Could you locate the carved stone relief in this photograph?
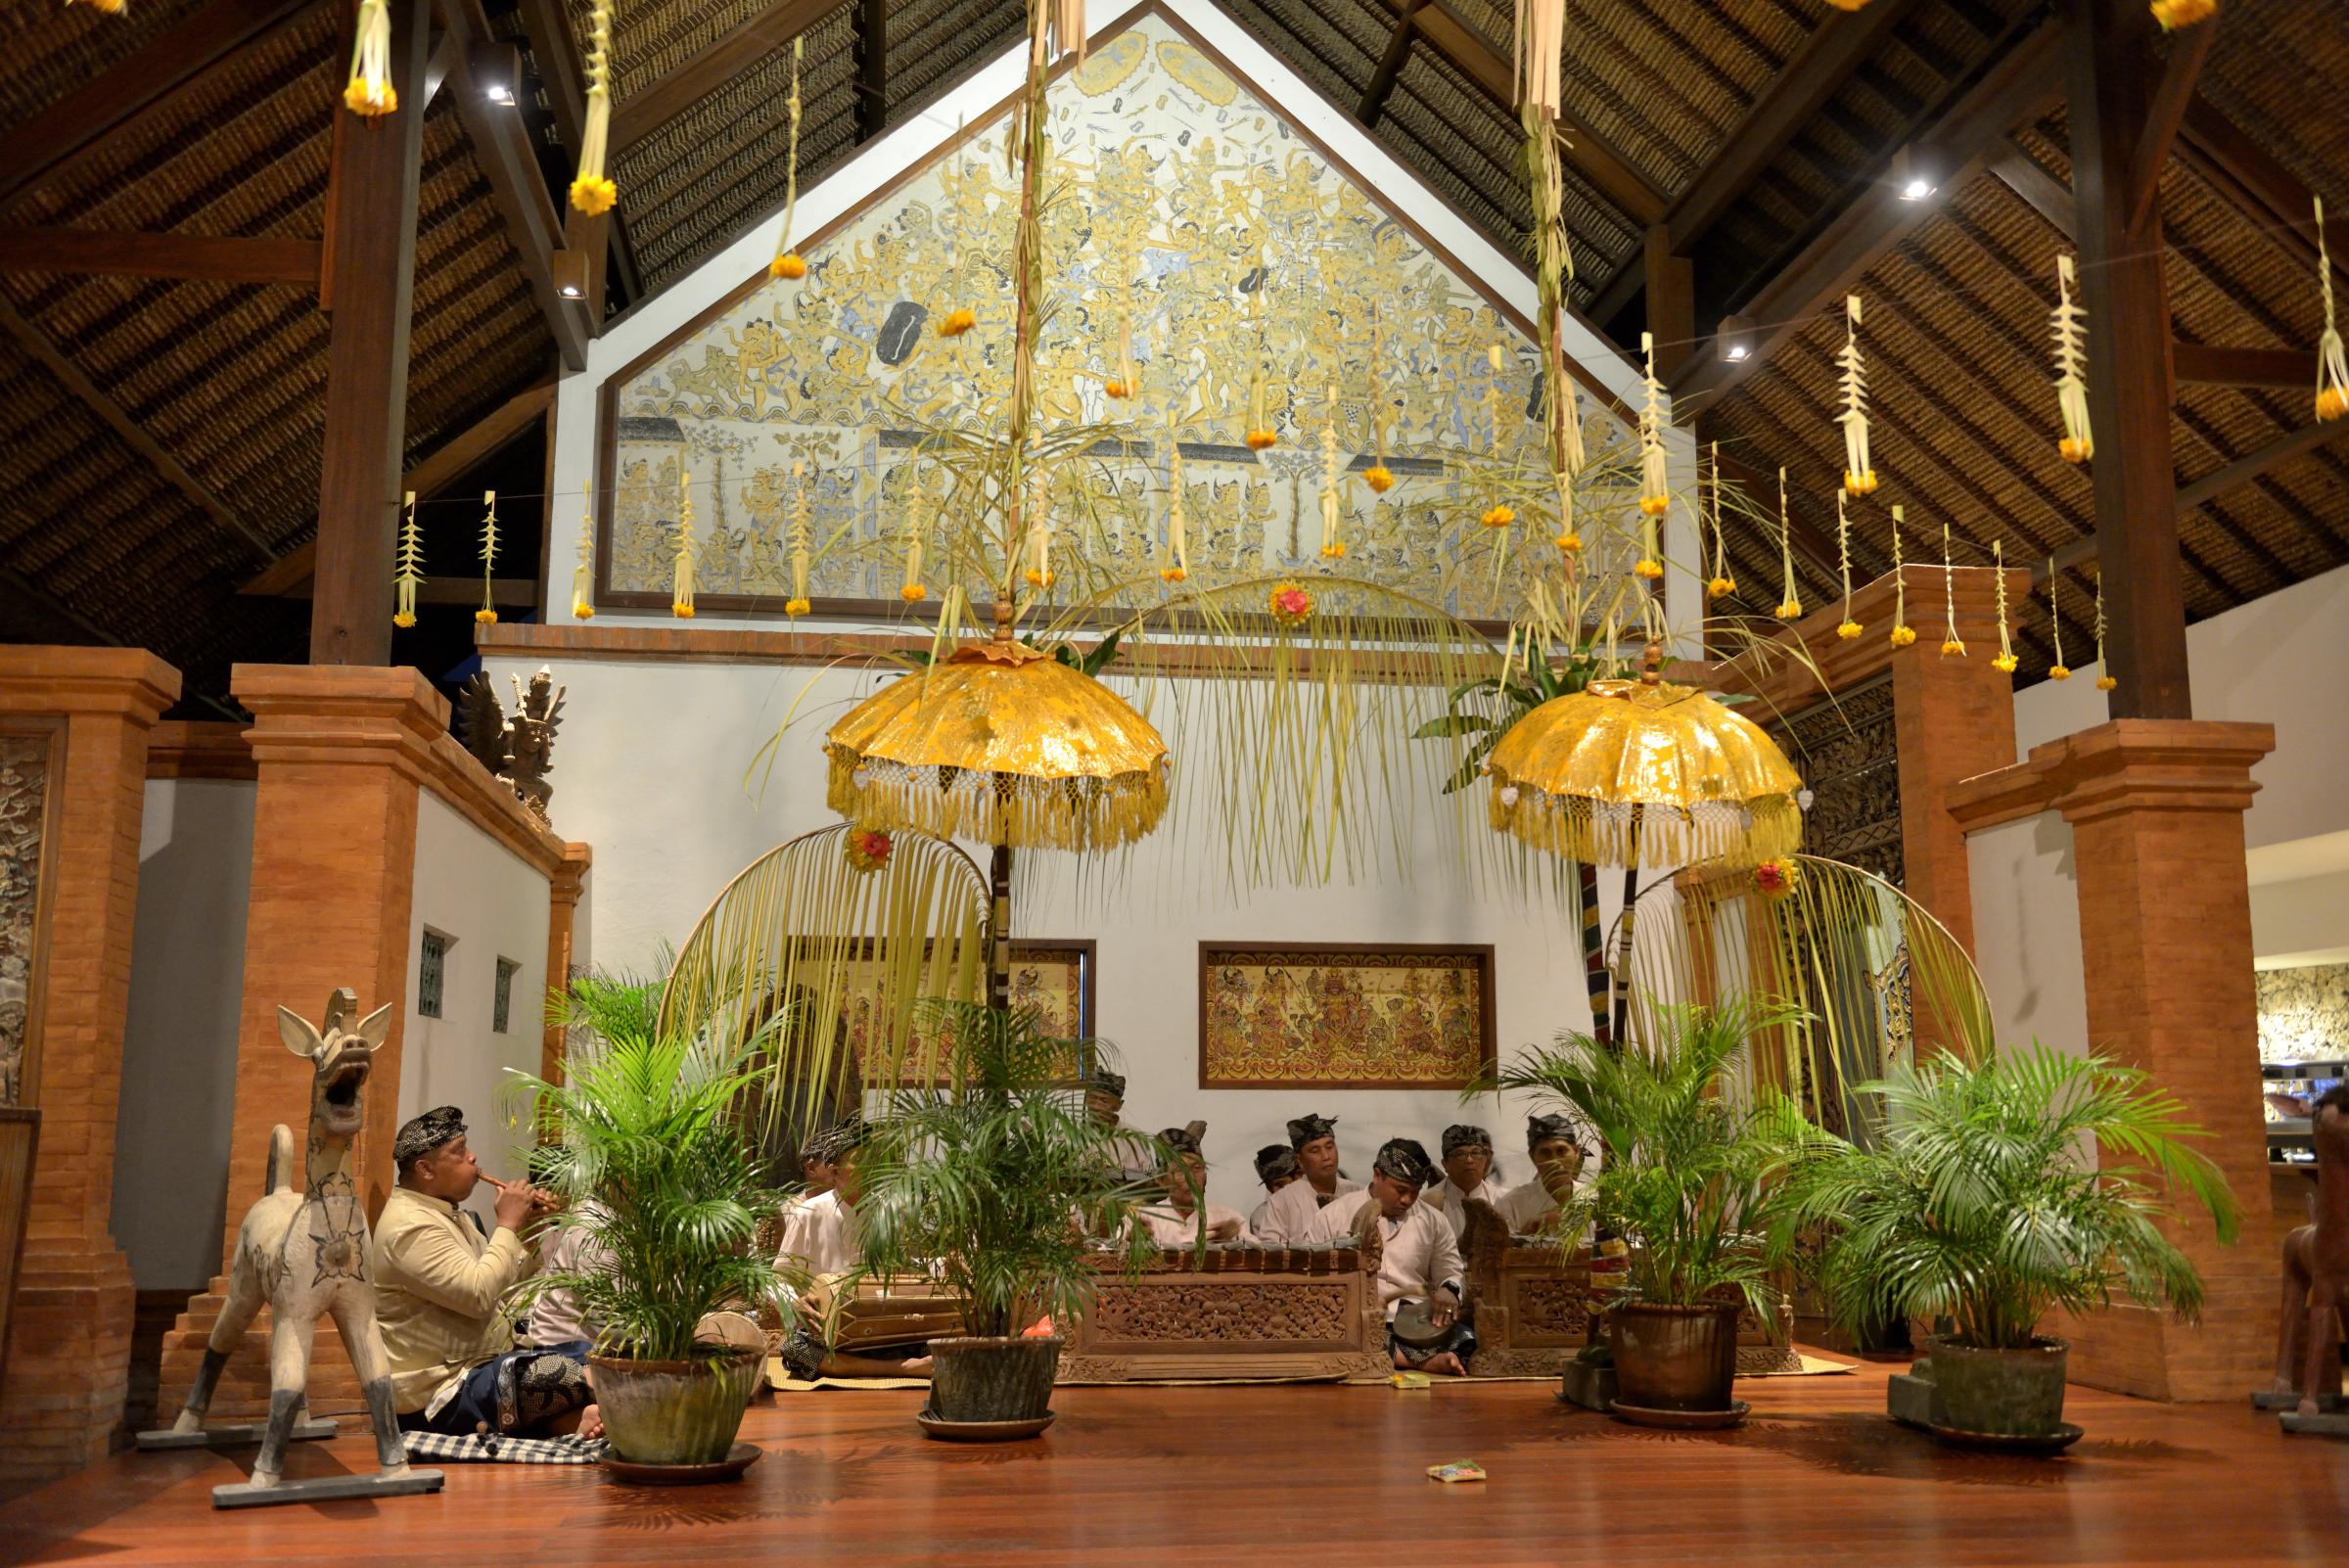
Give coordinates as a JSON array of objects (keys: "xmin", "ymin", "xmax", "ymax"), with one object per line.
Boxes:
[
  {"xmin": 1769, "ymin": 675, "xmax": 1902, "ymax": 888},
  {"xmin": 0, "ymin": 731, "xmax": 54, "ymax": 1107}
]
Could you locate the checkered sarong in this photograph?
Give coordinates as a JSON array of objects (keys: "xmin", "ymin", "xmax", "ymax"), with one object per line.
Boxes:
[{"xmin": 401, "ymin": 1429, "xmax": 609, "ymax": 1464}]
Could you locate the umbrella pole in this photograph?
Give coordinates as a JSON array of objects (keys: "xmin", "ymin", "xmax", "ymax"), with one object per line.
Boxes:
[{"xmin": 988, "ymin": 837, "xmax": 1014, "ymax": 1011}]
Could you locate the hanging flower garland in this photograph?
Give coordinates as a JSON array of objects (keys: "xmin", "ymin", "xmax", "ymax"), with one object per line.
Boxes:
[
  {"xmin": 2046, "ymin": 559, "xmax": 2070, "ymax": 679},
  {"xmin": 1244, "ymin": 242, "xmax": 1277, "ymax": 450},
  {"xmin": 2051, "ymin": 254, "xmax": 2093, "ymax": 462},
  {"xmin": 475, "ymin": 490, "xmax": 499, "ymax": 626},
  {"xmin": 392, "ymin": 489, "xmax": 422, "ymax": 628},
  {"xmin": 2095, "ymin": 576, "xmax": 2118, "ymax": 690},
  {"xmin": 569, "ymin": 0, "xmax": 617, "ymax": 215},
  {"xmin": 898, "ymin": 466, "xmax": 929, "ymax": 603},
  {"xmin": 1888, "ymin": 506, "xmax": 1916, "ymax": 647},
  {"xmin": 1937, "ymin": 520, "xmax": 1963, "ymax": 657},
  {"xmin": 2316, "ymin": 197, "xmax": 2348, "ymax": 424},
  {"xmin": 2150, "ymin": 0, "xmax": 2217, "ymax": 29},
  {"xmin": 572, "ymin": 482, "xmax": 596, "ymax": 621},
  {"xmin": 1837, "ymin": 295, "xmax": 1877, "ymax": 496},
  {"xmin": 671, "ymin": 470, "xmax": 696, "ymax": 619},
  {"xmin": 1318, "ymin": 386, "xmax": 1348, "ymax": 559},
  {"xmin": 784, "ymin": 460, "xmax": 811, "ymax": 616},
  {"xmin": 1991, "ymin": 541, "xmax": 2016, "ymax": 672},
  {"xmin": 1362, "ymin": 311, "xmax": 1395, "ymax": 493},
  {"xmin": 1773, "ymin": 467, "xmax": 1801, "ymax": 621},
  {"xmin": 769, "ymin": 38, "xmax": 807, "ymax": 280},
  {"xmin": 1704, "ymin": 441, "xmax": 1731, "ymax": 598},
  {"xmin": 1834, "ymin": 491, "xmax": 1860, "ymax": 639},
  {"xmin": 1636, "ymin": 332, "xmax": 1670, "ymax": 524},
  {"xmin": 1162, "ymin": 406, "xmax": 1189, "ymax": 581},
  {"xmin": 345, "ymin": 0, "xmax": 398, "ymax": 116}
]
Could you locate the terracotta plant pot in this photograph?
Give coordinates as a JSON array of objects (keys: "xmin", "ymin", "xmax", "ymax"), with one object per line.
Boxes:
[
  {"xmin": 926, "ymin": 1335, "xmax": 1061, "ymax": 1427},
  {"xmin": 1608, "ymin": 1301, "xmax": 1742, "ymax": 1414},
  {"xmin": 1928, "ymin": 1336, "xmax": 2069, "ymax": 1437},
  {"xmin": 589, "ymin": 1348, "xmax": 764, "ymax": 1467}
]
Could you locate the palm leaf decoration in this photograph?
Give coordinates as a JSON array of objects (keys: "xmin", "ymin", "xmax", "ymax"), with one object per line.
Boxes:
[
  {"xmin": 500, "ymin": 972, "xmax": 801, "ymax": 1362},
  {"xmin": 1481, "ymin": 994, "xmax": 1814, "ymax": 1318},
  {"xmin": 1776, "ymin": 1043, "xmax": 2238, "ymax": 1350},
  {"xmin": 853, "ymin": 1001, "xmax": 1166, "ymax": 1340}
]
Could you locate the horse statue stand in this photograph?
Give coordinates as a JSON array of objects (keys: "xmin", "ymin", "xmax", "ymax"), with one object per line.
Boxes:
[
  {"xmin": 135, "ymin": 990, "xmax": 444, "ymax": 1507},
  {"xmin": 2260, "ymin": 1085, "xmax": 2349, "ymax": 1437}
]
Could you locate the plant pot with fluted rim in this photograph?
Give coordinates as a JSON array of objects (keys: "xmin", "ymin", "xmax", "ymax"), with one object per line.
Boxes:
[
  {"xmin": 925, "ymin": 1335, "xmax": 1062, "ymax": 1431},
  {"xmin": 1928, "ymin": 1336, "xmax": 2069, "ymax": 1438},
  {"xmin": 591, "ymin": 1347, "xmax": 765, "ymax": 1466},
  {"xmin": 1609, "ymin": 1300, "xmax": 1742, "ymax": 1416}
]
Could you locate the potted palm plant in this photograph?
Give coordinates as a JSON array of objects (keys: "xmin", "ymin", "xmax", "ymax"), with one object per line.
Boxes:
[
  {"xmin": 853, "ymin": 1001, "xmax": 1164, "ymax": 1440},
  {"xmin": 1487, "ymin": 994, "xmax": 1809, "ymax": 1428},
  {"xmin": 502, "ymin": 973, "xmax": 798, "ymax": 1474},
  {"xmin": 1780, "ymin": 1044, "xmax": 2235, "ymax": 1446}
]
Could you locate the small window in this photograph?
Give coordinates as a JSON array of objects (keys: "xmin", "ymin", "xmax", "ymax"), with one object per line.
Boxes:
[
  {"xmin": 493, "ymin": 957, "xmax": 522, "ymax": 1034},
  {"xmin": 419, "ymin": 930, "xmax": 450, "ymax": 1019}
]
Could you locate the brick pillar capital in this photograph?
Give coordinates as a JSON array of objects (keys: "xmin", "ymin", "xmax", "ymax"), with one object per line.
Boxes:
[
  {"xmin": 230, "ymin": 662, "xmax": 449, "ymax": 777},
  {"xmin": 0, "ymin": 646, "xmax": 179, "ymax": 724},
  {"xmin": 552, "ymin": 842, "xmax": 591, "ymax": 905},
  {"xmin": 2032, "ymin": 718, "xmax": 2276, "ymax": 826}
]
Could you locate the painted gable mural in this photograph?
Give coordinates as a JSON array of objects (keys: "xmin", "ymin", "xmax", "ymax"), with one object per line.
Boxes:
[{"xmin": 598, "ymin": 10, "xmax": 1632, "ymax": 620}]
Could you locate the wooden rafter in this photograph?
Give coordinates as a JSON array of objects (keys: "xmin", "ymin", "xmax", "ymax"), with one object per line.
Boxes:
[
  {"xmin": 2123, "ymin": 17, "xmax": 2215, "ymax": 236},
  {"xmin": 0, "ymin": 228, "xmax": 320, "ymax": 287},
  {"xmin": 0, "ymin": 296, "xmax": 280, "ymax": 565},
  {"xmin": 1672, "ymin": 18, "xmax": 2064, "ymax": 407},
  {"xmin": 1586, "ymin": 0, "xmax": 1927, "ymax": 326},
  {"xmin": 435, "ymin": 0, "xmax": 591, "ymax": 370},
  {"xmin": 2170, "ymin": 343, "xmax": 2318, "ymax": 390},
  {"xmin": 242, "ymin": 377, "xmax": 556, "ymax": 598},
  {"xmin": 2175, "ymin": 421, "xmax": 2349, "ymax": 515},
  {"xmin": 2176, "ymin": 94, "xmax": 2349, "ymax": 288},
  {"xmin": 1988, "ymin": 140, "xmax": 2075, "ymax": 237},
  {"xmin": 855, "ymin": 0, "xmax": 889, "ymax": 142},
  {"xmin": 1387, "ymin": 0, "xmax": 1668, "ymax": 225},
  {"xmin": 1358, "ymin": 0, "xmax": 1426, "ymax": 128},
  {"xmin": 609, "ymin": 0, "xmax": 843, "ymax": 154},
  {"xmin": 0, "ymin": 0, "xmax": 322, "ymax": 205}
]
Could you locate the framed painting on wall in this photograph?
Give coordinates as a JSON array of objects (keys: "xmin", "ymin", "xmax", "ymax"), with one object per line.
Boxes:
[
  {"xmin": 1197, "ymin": 942, "xmax": 1496, "ymax": 1090},
  {"xmin": 845, "ymin": 940, "xmax": 1096, "ymax": 1086}
]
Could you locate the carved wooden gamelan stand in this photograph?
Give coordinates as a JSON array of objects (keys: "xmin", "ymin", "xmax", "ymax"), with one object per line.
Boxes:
[
  {"xmin": 2263, "ymin": 1088, "xmax": 2349, "ymax": 1436},
  {"xmin": 136, "ymin": 991, "xmax": 443, "ymax": 1507}
]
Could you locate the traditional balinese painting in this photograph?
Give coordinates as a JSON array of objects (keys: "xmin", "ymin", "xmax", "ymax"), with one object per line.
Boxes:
[
  {"xmin": 597, "ymin": 8, "xmax": 1633, "ymax": 621},
  {"xmin": 848, "ymin": 940, "xmax": 1093, "ymax": 1085},
  {"xmin": 1198, "ymin": 944, "xmax": 1495, "ymax": 1089},
  {"xmin": 0, "ymin": 728, "xmax": 56, "ymax": 1108}
]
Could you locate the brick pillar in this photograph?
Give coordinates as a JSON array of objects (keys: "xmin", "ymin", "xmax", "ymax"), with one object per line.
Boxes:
[
  {"xmin": 0, "ymin": 648, "xmax": 178, "ymax": 1486},
  {"xmin": 540, "ymin": 843, "xmax": 590, "ymax": 1084},
  {"xmin": 2043, "ymin": 719, "xmax": 2278, "ymax": 1401},
  {"xmin": 158, "ymin": 666, "xmax": 442, "ymax": 1420},
  {"xmin": 1888, "ymin": 598, "xmax": 2019, "ymax": 956}
]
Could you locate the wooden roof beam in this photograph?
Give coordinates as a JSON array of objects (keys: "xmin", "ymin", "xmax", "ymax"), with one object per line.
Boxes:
[
  {"xmin": 0, "ymin": 228, "xmax": 320, "ymax": 287},
  {"xmin": 1587, "ymin": 0, "xmax": 1927, "ymax": 325},
  {"xmin": 0, "ymin": 0, "xmax": 322, "ymax": 205},
  {"xmin": 854, "ymin": 0, "xmax": 889, "ymax": 142},
  {"xmin": 2123, "ymin": 17, "xmax": 2215, "ymax": 235},
  {"xmin": 0, "ymin": 296, "xmax": 280, "ymax": 565},
  {"xmin": 2170, "ymin": 342, "xmax": 2317, "ymax": 390},
  {"xmin": 1358, "ymin": 0, "xmax": 1426, "ymax": 128},
  {"xmin": 1988, "ymin": 139, "xmax": 2074, "ymax": 236},
  {"xmin": 2176, "ymin": 94, "xmax": 2349, "ymax": 287},
  {"xmin": 1671, "ymin": 17, "xmax": 2064, "ymax": 407},
  {"xmin": 2175, "ymin": 420, "xmax": 2349, "ymax": 514},
  {"xmin": 609, "ymin": 0, "xmax": 844, "ymax": 154},
  {"xmin": 515, "ymin": 0, "xmax": 643, "ymax": 304},
  {"xmin": 434, "ymin": 0, "xmax": 592, "ymax": 371},
  {"xmin": 1394, "ymin": 0, "xmax": 1668, "ymax": 225}
]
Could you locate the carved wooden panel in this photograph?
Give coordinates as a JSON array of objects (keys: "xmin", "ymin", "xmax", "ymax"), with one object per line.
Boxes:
[
  {"xmin": 0, "ymin": 726, "xmax": 60, "ymax": 1108},
  {"xmin": 1505, "ymin": 1271, "xmax": 1594, "ymax": 1347},
  {"xmin": 1086, "ymin": 1277, "xmax": 1359, "ymax": 1350},
  {"xmin": 1768, "ymin": 675, "xmax": 1901, "ymax": 888}
]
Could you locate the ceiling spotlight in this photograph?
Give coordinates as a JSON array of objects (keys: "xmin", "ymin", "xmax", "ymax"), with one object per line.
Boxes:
[
  {"xmin": 1726, "ymin": 343, "xmax": 1750, "ymax": 362},
  {"xmin": 1901, "ymin": 176, "xmax": 1935, "ymax": 202},
  {"xmin": 1717, "ymin": 312, "xmax": 1754, "ymax": 366},
  {"xmin": 486, "ymin": 82, "xmax": 514, "ymax": 105},
  {"xmin": 552, "ymin": 248, "xmax": 590, "ymax": 303},
  {"xmin": 470, "ymin": 42, "xmax": 522, "ymax": 111}
]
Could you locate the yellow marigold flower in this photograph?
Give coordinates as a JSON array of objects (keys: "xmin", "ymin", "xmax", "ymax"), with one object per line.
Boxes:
[
  {"xmin": 1637, "ymin": 492, "xmax": 1671, "ymax": 517},
  {"xmin": 1776, "ymin": 599, "xmax": 1803, "ymax": 621},
  {"xmin": 1246, "ymin": 429, "xmax": 1278, "ymax": 450},
  {"xmin": 1024, "ymin": 569, "xmax": 1056, "ymax": 588},
  {"xmin": 1633, "ymin": 558, "xmax": 1664, "ymax": 580},
  {"xmin": 573, "ymin": 601, "xmax": 595, "ymax": 621},
  {"xmin": 344, "ymin": 80, "xmax": 397, "ymax": 115},
  {"xmin": 474, "ymin": 608, "xmax": 498, "ymax": 625},
  {"xmin": 1889, "ymin": 624, "xmax": 1917, "ymax": 648},
  {"xmin": 784, "ymin": 597, "xmax": 810, "ymax": 617},
  {"xmin": 1557, "ymin": 532, "xmax": 1584, "ymax": 554},
  {"xmin": 2318, "ymin": 386, "xmax": 2349, "ymax": 424},
  {"xmin": 1160, "ymin": 566, "xmax": 1187, "ymax": 582},
  {"xmin": 392, "ymin": 611, "xmax": 417, "ymax": 629},
  {"xmin": 2058, "ymin": 436, "xmax": 2093, "ymax": 463},
  {"xmin": 1103, "ymin": 378, "xmax": 1130, "ymax": 399},
  {"xmin": 899, "ymin": 583, "xmax": 927, "ymax": 602},
  {"xmin": 1362, "ymin": 465, "xmax": 1395, "ymax": 493},
  {"xmin": 1836, "ymin": 620, "xmax": 1863, "ymax": 640},
  {"xmin": 570, "ymin": 176, "xmax": 617, "ymax": 216},
  {"xmin": 2048, "ymin": 663, "xmax": 2072, "ymax": 680},
  {"xmin": 1319, "ymin": 541, "xmax": 1346, "ymax": 559},
  {"xmin": 770, "ymin": 253, "xmax": 806, "ymax": 280},
  {"xmin": 2096, "ymin": 673, "xmax": 2118, "ymax": 690},
  {"xmin": 73, "ymin": 0, "xmax": 129, "ymax": 11},
  {"xmin": 671, "ymin": 603, "xmax": 695, "ymax": 620},
  {"xmin": 2149, "ymin": 0, "xmax": 2214, "ymax": 28},
  {"xmin": 937, "ymin": 308, "xmax": 976, "ymax": 337},
  {"xmin": 1480, "ymin": 504, "xmax": 1515, "ymax": 529},
  {"xmin": 1992, "ymin": 652, "xmax": 2018, "ymax": 672},
  {"xmin": 1706, "ymin": 575, "xmax": 1733, "ymax": 598},
  {"xmin": 1940, "ymin": 637, "xmax": 1965, "ymax": 657},
  {"xmin": 1843, "ymin": 469, "xmax": 1878, "ymax": 496}
]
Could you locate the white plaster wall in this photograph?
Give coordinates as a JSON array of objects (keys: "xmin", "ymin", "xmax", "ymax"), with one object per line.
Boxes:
[
  {"xmin": 2251, "ymin": 866, "xmax": 2349, "ymax": 969},
  {"xmin": 1965, "ymin": 811, "xmax": 2089, "ymax": 1061},
  {"xmin": 112, "ymin": 778, "xmax": 254, "ymax": 1289},
  {"xmin": 401, "ymin": 792, "xmax": 551, "ymax": 1196},
  {"xmin": 2012, "ymin": 559, "xmax": 2349, "ymax": 853},
  {"xmin": 489, "ymin": 652, "xmax": 1625, "ymax": 1214}
]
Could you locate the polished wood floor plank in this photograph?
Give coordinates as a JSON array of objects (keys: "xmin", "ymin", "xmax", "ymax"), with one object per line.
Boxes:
[{"xmin": 4, "ymin": 1360, "xmax": 2345, "ymax": 1566}]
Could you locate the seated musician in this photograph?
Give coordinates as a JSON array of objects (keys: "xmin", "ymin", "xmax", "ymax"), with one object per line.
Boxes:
[
  {"xmin": 1083, "ymin": 1066, "xmax": 1160, "ymax": 1186},
  {"xmin": 1136, "ymin": 1128, "xmax": 1255, "ymax": 1247},
  {"xmin": 785, "ymin": 1128, "xmax": 839, "ymax": 1211},
  {"xmin": 372, "ymin": 1106, "xmax": 601, "ymax": 1438},
  {"xmin": 1421, "ymin": 1123, "xmax": 1505, "ymax": 1239},
  {"xmin": 1308, "ymin": 1137, "xmax": 1471, "ymax": 1374},
  {"xmin": 1493, "ymin": 1112, "xmax": 1589, "ymax": 1237},
  {"xmin": 1247, "ymin": 1144, "xmax": 1301, "ymax": 1238},
  {"xmin": 771, "ymin": 1120, "xmax": 934, "ymax": 1380},
  {"xmin": 1254, "ymin": 1113, "xmax": 1361, "ymax": 1242}
]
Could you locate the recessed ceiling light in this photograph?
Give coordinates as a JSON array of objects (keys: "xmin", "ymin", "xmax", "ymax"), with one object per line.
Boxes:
[
  {"xmin": 1726, "ymin": 343, "xmax": 1750, "ymax": 362},
  {"xmin": 1901, "ymin": 176, "xmax": 1934, "ymax": 202},
  {"xmin": 487, "ymin": 83, "xmax": 514, "ymax": 104}
]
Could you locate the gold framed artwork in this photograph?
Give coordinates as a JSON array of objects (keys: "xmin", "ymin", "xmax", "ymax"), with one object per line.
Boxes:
[
  {"xmin": 1197, "ymin": 942, "xmax": 1495, "ymax": 1090},
  {"xmin": 846, "ymin": 940, "xmax": 1095, "ymax": 1085}
]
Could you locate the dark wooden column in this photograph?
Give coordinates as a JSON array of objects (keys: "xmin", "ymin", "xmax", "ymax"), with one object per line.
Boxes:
[
  {"xmin": 311, "ymin": 0, "xmax": 429, "ymax": 666},
  {"xmin": 2064, "ymin": 0, "xmax": 2189, "ymax": 717},
  {"xmin": 1643, "ymin": 225, "xmax": 1694, "ymax": 381}
]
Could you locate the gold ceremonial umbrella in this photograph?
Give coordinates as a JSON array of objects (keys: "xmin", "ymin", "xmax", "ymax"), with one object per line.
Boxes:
[
  {"xmin": 1483, "ymin": 656, "xmax": 1802, "ymax": 872},
  {"xmin": 824, "ymin": 636, "xmax": 1169, "ymax": 853}
]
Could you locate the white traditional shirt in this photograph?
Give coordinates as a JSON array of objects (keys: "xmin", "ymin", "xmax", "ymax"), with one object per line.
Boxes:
[
  {"xmin": 1307, "ymin": 1190, "xmax": 1465, "ymax": 1319},
  {"xmin": 529, "ymin": 1203, "xmax": 610, "ymax": 1348},
  {"xmin": 1494, "ymin": 1179, "xmax": 1594, "ymax": 1241},
  {"xmin": 1136, "ymin": 1202, "xmax": 1256, "ymax": 1249},
  {"xmin": 1422, "ymin": 1176, "xmax": 1508, "ymax": 1239},
  {"xmin": 773, "ymin": 1187, "xmax": 862, "ymax": 1279},
  {"xmin": 1254, "ymin": 1175, "xmax": 1364, "ymax": 1244},
  {"xmin": 1248, "ymin": 1195, "xmax": 1279, "ymax": 1238}
]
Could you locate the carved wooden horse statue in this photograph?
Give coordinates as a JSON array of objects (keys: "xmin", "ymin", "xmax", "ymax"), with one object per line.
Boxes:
[
  {"xmin": 161, "ymin": 990, "xmax": 425, "ymax": 1497},
  {"xmin": 2276, "ymin": 1084, "xmax": 2349, "ymax": 1417}
]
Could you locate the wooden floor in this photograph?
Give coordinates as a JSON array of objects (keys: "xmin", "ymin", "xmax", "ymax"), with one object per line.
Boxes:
[{"xmin": 5, "ymin": 1359, "xmax": 2345, "ymax": 1567}]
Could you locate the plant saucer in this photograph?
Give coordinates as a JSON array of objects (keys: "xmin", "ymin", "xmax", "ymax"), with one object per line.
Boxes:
[
  {"xmin": 1924, "ymin": 1419, "xmax": 2084, "ymax": 1456},
  {"xmin": 916, "ymin": 1410, "xmax": 1056, "ymax": 1443},
  {"xmin": 602, "ymin": 1441, "xmax": 762, "ymax": 1485},
  {"xmin": 1608, "ymin": 1399, "xmax": 1748, "ymax": 1430}
]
